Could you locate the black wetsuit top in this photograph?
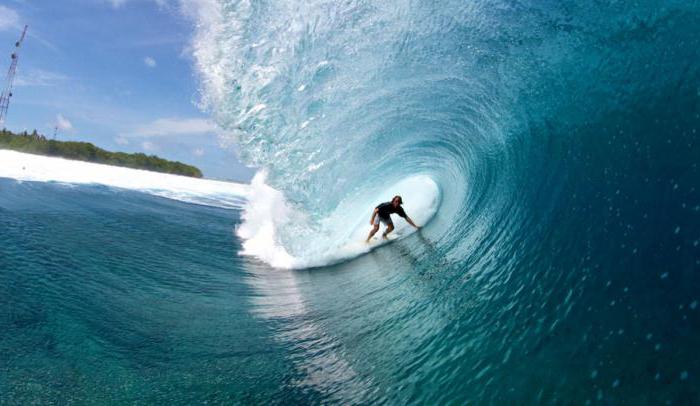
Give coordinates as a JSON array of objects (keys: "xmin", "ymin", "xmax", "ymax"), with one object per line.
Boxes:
[{"xmin": 376, "ymin": 202, "xmax": 406, "ymax": 220}]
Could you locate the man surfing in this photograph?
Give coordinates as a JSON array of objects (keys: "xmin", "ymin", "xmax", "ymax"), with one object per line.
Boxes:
[{"xmin": 366, "ymin": 195, "xmax": 420, "ymax": 243}]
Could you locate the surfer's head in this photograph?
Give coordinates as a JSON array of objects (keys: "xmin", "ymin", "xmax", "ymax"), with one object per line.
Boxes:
[{"xmin": 392, "ymin": 195, "xmax": 403, "ymax": 207}]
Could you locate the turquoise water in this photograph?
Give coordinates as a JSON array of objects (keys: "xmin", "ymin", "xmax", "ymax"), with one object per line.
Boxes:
[
  {"xmin": 3, "ymin": 0, "xmax": 700, "ymax": 403},
  {"xmin": 1, "ymin": 172, "xmax": 698, "ymax": 404},
  {"xmin": 1, "ymin": 181, "xmax": 278, "ymax": 402}
]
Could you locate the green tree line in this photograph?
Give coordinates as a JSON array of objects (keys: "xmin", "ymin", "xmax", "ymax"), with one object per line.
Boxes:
[{"xmin": 0, "ymin": 129, "xmax": 203, "ymax": 178}]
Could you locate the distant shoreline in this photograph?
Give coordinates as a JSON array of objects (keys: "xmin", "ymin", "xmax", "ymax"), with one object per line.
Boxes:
[
  {"xmin": 0, "ymin": 129, "xmax": 203, "ymax": 178},
  {"xmin": 0, "ymin": 149, "xmax": 249, "ymax": 210}
]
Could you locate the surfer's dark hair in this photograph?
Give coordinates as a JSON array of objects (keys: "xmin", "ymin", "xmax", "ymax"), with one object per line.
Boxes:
[{"xmin": 393, "ymin": 195, "xmax": 403, "ymax": 204}]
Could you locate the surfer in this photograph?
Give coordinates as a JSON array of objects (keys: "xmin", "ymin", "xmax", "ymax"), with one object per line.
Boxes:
[{"xmin": 366, "ymin": 195, "xmax": 420, "ymax": 242}]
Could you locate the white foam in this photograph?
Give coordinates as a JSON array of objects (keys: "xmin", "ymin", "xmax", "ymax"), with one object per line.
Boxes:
[
  {"xmin": 236, "ymin": 171, "xmax": 296, "ymax": 267},
  {"xmin": 0, "ymin": 150, "xmax": 249, "ymax": 209},
  {"xmin": 237, "ymin": 172, "xmax": 441, "ymax": 269}
]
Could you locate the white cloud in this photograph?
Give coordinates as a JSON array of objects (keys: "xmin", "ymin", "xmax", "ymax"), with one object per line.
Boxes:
[
  {"xmin": 143, "ymin": 56, "xmax": 157, "ymax": 68},
  {"xmin": 114, "ymin": 136, "xmax": 130, "ymax": 145},
  {"xmin": 108, "ymin": 0, "xmax": 127, "ymax": 8},
  {"xmin": 108, "ymin": 0, "xmax": 169, "ymax": 9},
  {"xmin": 124, "ymin": 117, "xmax": 218, "ymax": 137},
  {"xmin": 55, "ymin": 114, "xmax": 73, "ymax": 131},
  {"xmin": 0, "ymin": 6, "xmax": 20, "ymax": 31},
  {"xmin": 178, "ymin": 0, "xmax": 217, "ymax": 21},
  {"xmin": 141, "ymin": 141, "xmax": 156, "ymax": 151},
  {"xmin": 15, "ymin": 68, "xmax": 69, "ymax": 87},
  {"xmin": 193, "ymin": 147, "xmax": 205, "ymax": 157}
]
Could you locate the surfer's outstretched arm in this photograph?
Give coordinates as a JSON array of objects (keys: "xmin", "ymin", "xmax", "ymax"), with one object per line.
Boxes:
[
  {"xmin": 370, "ymin": 208, "xmax": 378, "ymax": 225},
  {"xmin": 405, "ymin": 216, "xmax": 420, "ymax": 229}
]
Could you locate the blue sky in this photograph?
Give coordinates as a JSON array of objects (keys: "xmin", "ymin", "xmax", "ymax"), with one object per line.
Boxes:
[{"xmin": 0, "ymin": 0, "xmax": 255, "ymax": 181}]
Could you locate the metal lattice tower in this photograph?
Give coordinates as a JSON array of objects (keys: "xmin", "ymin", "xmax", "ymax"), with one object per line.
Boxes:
[{"xmin": 0, "ymin": 25, "xmax": 28, "ymax": 126}]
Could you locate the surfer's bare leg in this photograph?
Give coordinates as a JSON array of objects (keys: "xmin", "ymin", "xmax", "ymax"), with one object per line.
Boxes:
[
  {"xmin": 366, "ymin": 224, "xmax": 380, "ymax": 243},
  {"xmin": 382, "ymin": 224, "xmax": 394, "ymax": 239}
]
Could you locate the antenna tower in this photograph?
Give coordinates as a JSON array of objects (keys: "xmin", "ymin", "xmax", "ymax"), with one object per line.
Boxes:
[{"xmin": 0, "ymin": 25, "xmax": 28, "ymax": 126}]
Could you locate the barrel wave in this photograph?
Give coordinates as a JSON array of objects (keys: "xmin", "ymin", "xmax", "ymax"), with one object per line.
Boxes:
[
  {"xmin": 185, "ymin": 0, "xmax": 700, "ymax": 402},
  {"xmin": 190, "ymin": 0, "xmax": 519, "ymax": 267}
]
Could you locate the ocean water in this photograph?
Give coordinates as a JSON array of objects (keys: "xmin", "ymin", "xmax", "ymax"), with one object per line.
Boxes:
[{"xmin": 3, "ymin": 0, "xmax": 700, "ymax": 403}]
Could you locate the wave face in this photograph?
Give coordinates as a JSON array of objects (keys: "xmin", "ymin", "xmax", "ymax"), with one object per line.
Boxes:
[
  {"xmin": 190, "ymin": 0, "xmax": 700, "ymax": 269},
  {"xmin": 191, "ymin": 0, "xmax": 519, "ymax": 267},
  {"xmin": 187, "ymin": 2, "xmax": 700, "ymax": 401}
]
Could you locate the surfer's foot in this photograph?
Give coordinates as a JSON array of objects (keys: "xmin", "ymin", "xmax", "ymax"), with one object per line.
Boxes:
[{"xmin": 382, "ymin": 234, "xmax": 388, "ymax": 240}]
